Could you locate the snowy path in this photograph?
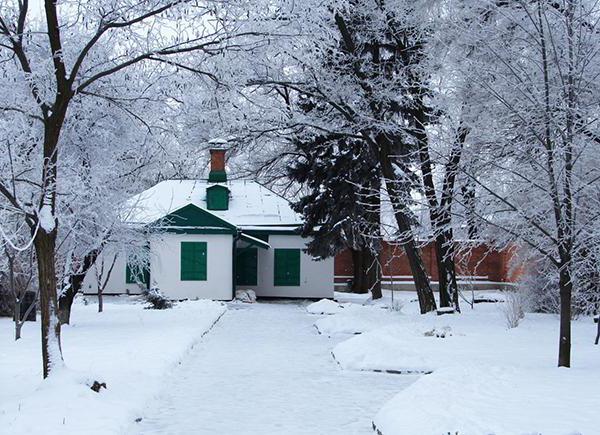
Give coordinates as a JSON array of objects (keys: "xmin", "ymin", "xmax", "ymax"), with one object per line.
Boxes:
[{"xmin": 131, "ymin": 301, "xmax": 416, "ymax": 435}]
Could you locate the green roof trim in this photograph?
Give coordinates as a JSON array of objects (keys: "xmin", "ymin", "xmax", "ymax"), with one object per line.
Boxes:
[{"xmin": 157, "ymin": 203, "xmax": 236, "ymax": 232}]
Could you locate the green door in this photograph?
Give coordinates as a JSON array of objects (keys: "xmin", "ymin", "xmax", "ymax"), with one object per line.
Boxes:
[
  {"xmin": 274, "ymin": 249, "xmax": 301, "ymax": 286},
  {"xmin": 236, "ymin": 248, "xmax": 258, "ymax": 286}
]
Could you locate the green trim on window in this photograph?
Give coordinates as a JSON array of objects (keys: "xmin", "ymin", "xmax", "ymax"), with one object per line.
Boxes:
[
  {"xmin": 180, "ymin": 241, "xmax": 207, "ymax": 281},
  {"xmin": 235, "ymin": 248, "xmax": 258, "ymax": 286},
  {"xmin": 274, "ymin": 248, "xmax": 300, "ymax": 286}
]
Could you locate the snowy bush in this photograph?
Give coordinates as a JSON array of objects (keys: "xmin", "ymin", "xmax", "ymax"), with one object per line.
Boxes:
[
  {"xmin": 423, "ymin": 326, "xmax": 453, "ymax": 338},
  {"xmin": 235, "ymin": 289, "xmax": 257, "ymax": 303},
  {"xmin": 521, "ymin": 261, "xmax": 600, "ymax": 319},
  {"xmin": 141, "ymin": 288, "xmax": 173, "ymax": 310},
  {"xmin": 502, "ymin": 290, "xmax": 525, "ymax": 329},
  {"xmin": 388, "ymin": 299, "xmax": 404, "ymax": 313}
]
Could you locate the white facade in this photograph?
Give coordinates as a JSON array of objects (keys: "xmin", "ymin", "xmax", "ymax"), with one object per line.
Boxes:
[
  {"xmin": 83, "ymin": 175, "xmax": 335, "ymax": 301},
  {"xmin": 237, "ymin": 234, "xmax": 334, "ymax": 299},
  {"xmin": 82, "ymin": 250, "xmax": 143, "ymax": 296},
  {"xmin": 150, "ymin": 233, "xmax": 233, "ymax": 300}
]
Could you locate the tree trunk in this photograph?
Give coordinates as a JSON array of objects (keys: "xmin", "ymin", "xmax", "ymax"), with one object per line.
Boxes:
[
  {"xmin": 376, "ymin": 137, "xmax": 436, "ymax": 313},
  {"xmin": 98, "ymin": 288, "xmax": 103, "ymax": 313},
  {"xmin": 14, "ymin": 291, "xmax": 22, "ymax": 341},
  {"xmin": 595, "ymin": 315, "xmax": 600, "ymax": 345},
  {"xmin": 15, "ymin": 321, "xmax": 22, "ymax": 341},
  {"xmin": 59, "ymin": 249, "xmax": 100, "ymax": 324},
  {"xmin": 58, "ymin": 287, "xmax": 76, "ymax": 325},
  {"xmin": 558, "ymin": 264, "xmax": 572, "ymax": 367},
  {"xmin": 462, "ymin": 184, "xmax": 478, "ymax": 240},
  {"xmin": 351, "ymin": 248, "xmax": 368, "ymax": 294},
  {"xmin": 352, "ymin": 247, "xmax": 382, "ymax": 299},
  {"xmin": 34, "ymin": 230, "xmax": 63, "ymax": 378},
  {"xmin": 367, "ymin": 249, "xmax": 382, "ymax": 300},
  {"xmin": 433, "ymin": 226, "xmax": 460, "ymax": 312}
]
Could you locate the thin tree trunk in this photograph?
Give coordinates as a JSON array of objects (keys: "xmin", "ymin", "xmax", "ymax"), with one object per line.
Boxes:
[
  {"xmin": 367, "ymin": 249, "xmax": 382, "ymax": 300},
  {"xmin": 34, "ymin": 230, "xmax": 63, "ymax": 378},
  {"xmin": 98, "ymin": 290, "xmax": 103, "ymax": 313},
  {"xmin": 558, "ymin": 264, "xmax": 572, "ymax": 367},
  {"xmin": 595, "ymin": 315, "xmax": 600, "ymax": 345},
  {"xmin": 15, "ymin": 321, "xmax": 23, "ymax": 341}
]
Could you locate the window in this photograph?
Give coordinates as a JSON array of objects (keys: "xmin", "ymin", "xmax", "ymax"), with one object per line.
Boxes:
[
  {"xmin": 180, "ymin": 242, "xmax": 207, "ymax": 281},
  {"xmin": 274, "ymin": 249, "xmax": 300, "ymax": 286},
  {"xmin": 126, "ymin": 258, "xmax": 149, "ymax": 285},
  {"xmin": 206, "ymin": 185, "xmax": 229, "ymax": 210},
  {"xmin": 236, "ymin": 248, "xmax": 258, "ymax": 286}
]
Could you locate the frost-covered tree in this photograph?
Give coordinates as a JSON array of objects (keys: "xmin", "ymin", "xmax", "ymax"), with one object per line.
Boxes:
[
  {"xmin": 452, "ymin": 0, "xmax": 600, "ymax": 367},
  {"xmin": 0, "ymin": 0, "xmax": 266, "ymax": 378}
]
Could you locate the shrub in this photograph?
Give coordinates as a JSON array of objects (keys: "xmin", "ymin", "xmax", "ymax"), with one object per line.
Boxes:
[
  {"xmin": 502, "ymin": 289, "xmax": 525, "ymax": 329},
  {"xmin": 141, "ymin": 287, "xmax": 173, "ymax": 310}
]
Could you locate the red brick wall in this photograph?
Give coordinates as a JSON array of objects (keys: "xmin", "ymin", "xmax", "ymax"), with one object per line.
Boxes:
[
  {"xmin": 210, "ymin": 149, "xmax": 226, "ymax": 172},
  {"xmin": 334, "ymin": 241, "xmax": 522, "ymax": 283}
]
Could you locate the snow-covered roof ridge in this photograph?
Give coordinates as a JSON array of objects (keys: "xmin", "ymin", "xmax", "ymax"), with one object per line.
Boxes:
[{"xmin": 125, "ymin": 179, "xmax": 303, "ymax": 228}]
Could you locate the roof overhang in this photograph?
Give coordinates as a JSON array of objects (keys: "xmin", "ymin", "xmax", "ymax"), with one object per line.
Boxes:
[{"xmin": 239, "ymin": 232, "xmax": 271, "ymax": 249}]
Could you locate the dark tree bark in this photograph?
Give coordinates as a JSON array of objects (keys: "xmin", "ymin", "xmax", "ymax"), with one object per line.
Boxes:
[
  {"xmin": 462, "ymin": 183, "xmax": 478, "ymax": 240},
  {"xmin": 377, "ymin": 137, "xmax": 437, "ymax": 313},
  {"xmin": 351, "ymin": 247, "xmax": 382, "ymax": 299},
  {"xmin": 558, "ymin": 264, "xmax": 572, "ymax": 367},
  {"xmin": 58, "ymin": 249, "xmax": 100, "ymax": 324},
  {"xmin": 413, "ymin": 94, "xmax": 466, "ymax": 312},
  {"xmin": 351, "ymin": 248, "xmax": 368, "ymax": 294},
  {"xmin": 34, "ymin": 229, "xmax": 63, "ymax": 378}
]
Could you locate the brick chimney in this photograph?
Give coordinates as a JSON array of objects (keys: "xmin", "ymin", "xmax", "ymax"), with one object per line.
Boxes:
[{"xmin": 208, "ymin": 146, "xmax": 227, "ymax": 183}]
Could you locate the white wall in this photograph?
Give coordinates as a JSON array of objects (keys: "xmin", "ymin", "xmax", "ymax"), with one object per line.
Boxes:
[
  {"xmin": 150, "ymin": 233, "xmax": 233, "ymax": 300},
  {"xmin": 237, "ymin": 234, "xmax": 334, "ymax": 299},
  {"xmin": 82, "ymin": 251, "xmax": 144, "ymax": 295}
]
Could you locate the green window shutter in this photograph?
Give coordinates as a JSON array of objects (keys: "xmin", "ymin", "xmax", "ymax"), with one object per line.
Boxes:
[
  {"xmin": 180, "ymin": 242, "xmax": 207, "ymax": 281},
  {"xmin": 236, "ymin": 248, "xmax": 258, "ymax": 286},
  {"xmin": 274, "ymin": 249, "xmax": 301, "ymax": 286},
  {"xmin": 206, "ymin": 185, "xmax": 229, "ymax": 210}
]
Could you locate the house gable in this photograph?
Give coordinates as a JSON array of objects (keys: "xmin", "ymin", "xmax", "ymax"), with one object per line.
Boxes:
[{"xmin": 157, "ymin": 203, "xmax": 237, "ymax": 234}]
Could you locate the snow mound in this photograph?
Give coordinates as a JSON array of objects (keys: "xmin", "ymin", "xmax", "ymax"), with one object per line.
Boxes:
[
  {"xmin": 306, "ymin": 299, "xmax": 343, "ymax": 315},
  {"xmin": 315, "ymin": 304, "xmax": 399, "ymax": 335},
  {"xmin": 332, "ymin": 325, "xmax": 435, "ymax": 373},
  {"xmin": 235, "ymin": 289, "xmax": 257, "ymax": 303},
  {"xmin": 374, "ymin": 364, "xmax": 600, "ymax": 435}
]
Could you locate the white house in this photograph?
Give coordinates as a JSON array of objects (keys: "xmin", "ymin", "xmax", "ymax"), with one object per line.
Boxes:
[{"xmin": 82, "ymin": 148, "xmax": 334, "ymax": 300}]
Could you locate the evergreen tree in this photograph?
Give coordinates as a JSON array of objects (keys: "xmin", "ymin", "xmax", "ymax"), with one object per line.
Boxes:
[{"xmin": 288, "ymin": 133, "xmax": 382, "ymax": 298}]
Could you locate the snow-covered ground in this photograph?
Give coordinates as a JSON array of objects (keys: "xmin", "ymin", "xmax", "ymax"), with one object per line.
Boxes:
[
  {"xmin": 132, "ymin": 300, "xmax": 416, "ymax": 434},
  {"xmin": 2, "ymin": 292, "xmax": 596, "ymax": 435},
  {"xmin": 321, "ymin": 291, "xmax": 600, "ymax": 435},
  {"xmin": 0, "ymin": 297, "xmax": 226, "ymax": 435}
]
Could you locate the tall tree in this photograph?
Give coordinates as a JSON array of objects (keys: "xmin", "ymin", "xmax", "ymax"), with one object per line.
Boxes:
[
  {"xmin": 454, "ymin": 0, "xmax": 600, "ymax": 366},
  {"xmin": 0, "ymin": 0, "xmax": 265, "ymax": 378},
  {"xmin": 288, "ymin": 133, "xmax": 383, "ymax": 298}
]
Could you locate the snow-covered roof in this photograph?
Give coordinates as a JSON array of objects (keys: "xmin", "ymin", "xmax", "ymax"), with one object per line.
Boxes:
[{"xmin": 124, "ymin": 179, "xmax": 303, "ymax": 229}]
